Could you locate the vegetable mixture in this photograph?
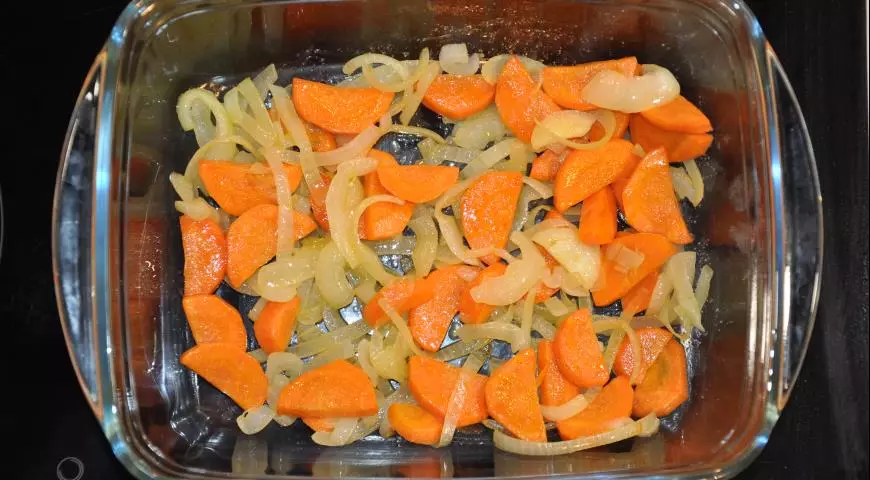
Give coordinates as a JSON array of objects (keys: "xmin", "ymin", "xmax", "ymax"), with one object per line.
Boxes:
[{"xmin": 172, "ymin": 43, "xmax": 714, "ymax": 454}]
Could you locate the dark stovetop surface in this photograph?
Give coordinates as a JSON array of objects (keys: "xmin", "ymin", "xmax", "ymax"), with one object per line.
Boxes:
[{"xmin": 1, "ymin": 1, "xmax": 867, "ymax": 478}]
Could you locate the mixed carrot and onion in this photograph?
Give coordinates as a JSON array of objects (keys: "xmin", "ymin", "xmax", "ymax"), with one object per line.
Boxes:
[{"xmin": 171, "ymin": 43, "xmax": 714, "ymax": 454}]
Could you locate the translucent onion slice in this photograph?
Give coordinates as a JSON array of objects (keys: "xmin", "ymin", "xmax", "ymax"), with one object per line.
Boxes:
[
  {"xmin": 647, "ymin": 272, "xmax": 674, "ymax": 316},
  {"xmin": 262, "ymin": 146, "xmax": 295, "ymax": 259},
  {"xmin": 694, "ymin": 265, "xmax": 714, "ymax": 312},
  {"xmin": 389, "ymin": 124, "xmax": 446, "ymax": 143},
  {"xmin": 670, "ymin": 165, "xmax": 697, "ymax": 203},
  {"xmin": 252, "ymin": 64, "xmax": 278, "ymax": 99},
  {"xmin": 510, "ymin": 186, "xmax": 542, "ymax": 235},
  {"xmin": 289, "ymin": 319, "xmax": 370, "ymax": 358},
  {"xmin": 370, "ymin": 339, "xmax": 410, "ymax": 382},
  {"xmin": 305, "ymin": 339, "xmax": 356, "ymax": 371},
  {"xmin": 665, "ymin": 251, "xmax": 703, "ymax": 331},
  {"xmin": 532, "ymin": 227, "xmax": 601, "ymax": 290},
  {"xmin": 500, "ymin": 140, "xmax": 535, "ymax": 173},
  {"xmin": 531, "ymin": 316, "xmax": 556, "ymax": 340},
  {"xmin": 532, "ymin": 110, "xmax": 616, "ymax": 152},
  {"xmin": 367, "ymin": 236, "xmax": 416, "ymax": 256},
  {"xmin": 248, "ymin": 349, "xmax": 268, "ymax": 364},
  {"xmin": 362, "ymin": 49, "xmax": 430, "ymax": 93},
  {"xmin": 344, "ymin": 53, "xmax": 409, "ymax": 80},
  {"xmin": 433, "ymin": 175, "xmax": 483, "ymax": 266},
  {"xmin": 176, "ymin": 88, "xmax": 233, "ymax": 141},
  {"xmin": 247, "ymin": 297, "xmax": 269, "ymax": 321},
  {"xmin": 379, "ymin": 299, "xmax": 425, "ymax": 356},
  {"xmin": 325, "ymin": 157, "xmax": 379, "ymax": 267},
  {"xmin": 437, "ymin": 363, "xmax": 469, "ymax": 446},
  {"xmin": 312, "ymin": 417, "xmax": 359, "ymax": 446},
  {"xmin": 419, "ymin": 139, "xmax": 480, "ymax": 165},
  {"xmin": 439, "ymin": 43, "xmax": 481, "ymax": 76},
  {"xmin": 522, "ymin": 177, "xmax": 554, "ymax": 199},
  {"xmin": 539, "ymin": 393, "xmax": 590, "ymax": 421},
  {"xmin": 684, "ymin": 159, "xmax": 705, "ymax": 206},
  {"xmin": 379, "ymin": 386, "xmax": 413, "ymax": 438},
  {"xmin": 266, "ymin": 352, "xmax": 304, "ymax": 379},
  {"xmin": 400, "ymin": 61, "xmax": 441, "ymax": 125},
  {"xmin": 493, "ymin": 414, "xmax": 660, "ymax": 455},
  {"xmin": 457, "ymin": 322, "xmax": 528, "ymax": 352},
  {"xmin": 481, "ymin": 54, "xmax": 546, "ymax": 85},
  {"xmin": 461, "ymin": 138, "xmax": 516, "ymax": 179},
  {"xmin": 530, "ymin": 110, "xmax": 596, "ymax": 152},
  {"xmin": 470, "ymin": 232, "xmax": 546, "ymax": 306},
  {"xmin": 169, "ymin": 172, "xmax": 196, "ymax": 201},
  {"xmin": 315, "ymin": 241, "xmax": 355, "ymax": 309},
  {"xmin": 224, "ymin": 79, "xmax": 278, "ymax": 147},
  {"xmin": 409, "ymin": 209, "xmax": 439, "ymax": 278},
  {"xmin": 356, "ymin": 339, "xmax": 379, "ymax": 385},
  {"xmin": 543, "ymin": 296, "xmax": 569, "ymax": 317},
  {"xmin": 520, "ymin": 283, "xmax": 538, "ymax": 348},
  {"xmin": 175, "ymin": 198, "xmax": 219, "ymax": 222},
  {"xmin": 348, "ymin": 194, "xmax": 403, "ymax": 285},
  {"xmin": 434, "ymin": 338, "xmax": 491, "ymax": 362},
  {"xmin": 581, "ymin": 64, "xmax": 680, "ymax": 113},
  {"xmin": 237, "ymin": 405, "xmax": 275, "ymax": 435},
  {"xmin": 451, "ymin": 107, "xmax": 508, "ymax": 150}
]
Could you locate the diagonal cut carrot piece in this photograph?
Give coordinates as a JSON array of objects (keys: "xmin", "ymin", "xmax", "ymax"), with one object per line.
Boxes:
[
  {"xmin": 277, "ymin": 360, "xmax": 378, "ymax": 417},
  {"xmin": 556, "ymin": 376, "xmax": 633, "ymax": 440},
  {"xmin": 199, "ymin": 160, "xmax": 303, "ymax": 216},
  {"xmin": 553, "ymin": 309, "xmax": 609, "ymax": 389},
  {"xmin": 541, "ymin": 57, "xmax": 639, "ymax": 110},
  {"xmin": 553, "ymin": 138, "xmax": 635, "ymax": 212},
  {"xmin": 422, "ymin": 74, "xmax": 495, "ymax": 120},
  {"xmin": 639, "ymin": 95, "xmax": 712, "ymax": 134},
  {"xmin": 485, "ymin": 348, "xmax": 546, "ymax": 442},
  {"xmin": 632, "ymin": 339, "xmax": 688, "ymax": 417},
  {"xmin": 181, "ymin": 343, "xmax": 267, "ymax": 410},
  {"xmin": 613, "ymin": 326, "xmax": 672, "ymax": 383},
  {"xmin": 409, "ymin": 265, "xmax": 479, "ymax": 352},
  {"xmin": 362, "ymin": 150, "xmax": 415, "ymax": 240},
  {"xmin": 622, "ymin": 147, "xmax": 693, "ymax": 244},
  {"xmin": 460, "ymin": 171, "xmax": 524, "ymax": 265},
  {"xmin": 495, "ymin": 56, "xmax": 562, "ymax": 142},
  {"xmin": 538, "ymin": 339, "xmax": 581, "ymax": 406},
  {"xmin": 377, "ymin": 164, "xmax": 460, "ymax": 203},
  {"xmin": 292, "ymin": 78, "xmax": 394, "ymax": 134},
  {"xmin": 180, "ymin": 215, "xmax": 227, "ymax": 296},
  {"xmin": 254, "ymin": 297, "xmax": 301, "ymax": 354},
  {"xmin": 629, "ymin": 114, "xmax": 712, "ymax": 163},
  {"xmin": 408, "ymin": 356, "xmax": 488, "ymax": 427},
  {"xmin": 182, "ymin": 295, "xmax": 248, "ymax": 351},
  {"xmin": 590, "ymin": 233, "xmax": 676, "ymax": 306}
]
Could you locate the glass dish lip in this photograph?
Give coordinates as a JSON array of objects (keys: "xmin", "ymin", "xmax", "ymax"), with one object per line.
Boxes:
[{"xmin": 68, "ymin": 0, "xmax": 815, "ymax": 478}]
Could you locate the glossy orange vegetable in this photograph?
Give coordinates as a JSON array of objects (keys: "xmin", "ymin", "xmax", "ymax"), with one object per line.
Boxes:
[
  {"xmin": 460, "ymin": 171, "xmax": 524, "ymax": 265},
  {"xmin": 622, "ymin": 147, "xmax": 693, "ymax": 244},
  {"xmin": 556, "ymin": 376, "xmax": 633, "ymax": 440},
  {"xmin": 541, "ymin": 57, "xmax": 639, "ymax": 110},
  {"xmin": 181, "ymin": 343, "xmax": 267, "ymax": 410},
  {"xmin": 277, "ymin": 360, "xmax": 379, "ymax": 417},
  {"xmin": 632, "ymin": 339, "xmax": 688, "ymax": 417},
  {"xmin": 182, "ymin": 295, "xmax": 248, "ymax": 351},
  {"xmin": 199, "ymin": 160, "xmax": 302, "ymax": 216},
  {"xmin": 553, "ymin": 309, "xmax": 609, "ymax": 389},
  {"xmin": 485, "ymin": 348, "xmax": 546, "ymax": 442},
  {"xmin": 495, "ymin": 56, "xmax": 562, "ymax": 142},
  {"xmin": 422, "ymin": 75, "xmax": 495, "ymax": 120},
  {"xmin": 180, "ymin": 216, "xmax": 227, "ymax": 296},
  {"xmin": 591, "ymin": 233, "xmax": 676, "ymax": 306},
  {"xmin": 408, "ymin": 356, "xmax": 489, "ymax": 427},
  {"xmin": 553, "ymin": 139, "xmax": 635, "ymax": 212},
  {"xmin": 292, "ymin": 78, "xmax": 393, "ymax": 134}
]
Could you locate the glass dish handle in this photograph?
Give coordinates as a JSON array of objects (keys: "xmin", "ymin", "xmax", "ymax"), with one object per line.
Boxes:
[
  {"xmin": 767, "ymin": 46, "xmax": 824, "ymax": 411},
  {"xmin": 52, "ymin": 50, "xmax": 108, "ymax": 419}
]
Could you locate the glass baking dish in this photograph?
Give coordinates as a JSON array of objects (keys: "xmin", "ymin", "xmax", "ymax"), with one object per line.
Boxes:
[{"xmin": 53, "ymin": 0, "xmax": 823, "ymax": 478}]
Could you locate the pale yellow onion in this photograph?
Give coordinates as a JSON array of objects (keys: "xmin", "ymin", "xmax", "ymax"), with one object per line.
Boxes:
[
  {"xmin": 605, "ymin": 242, "xmax": 646, "ymax": 274},
  {"xmin": 531, "ymin": 110, "xmax": 596, "ymax": 152},
  {"xmin": 367, "ymin": 236, "xmax": 416, "ymax": 256},
  {"xmin": 539, "ymin": 393, "xmax": 590, "ymax": 421},
  {"xmin": 371, "ymin": 340, "xmax": 409, "ymax": 382},
  {"xmin": 262, "ymin": 146, "xmax": 295, "ymax": 259},
  {"xmin": 266, "ymin": 352, "xmax": 304, "ymax": 379},
  {"xmin": 314, "ymin": 241, "xmax": 355, "ymax": 308},
  {"xmin": 400, "ymin": 61, "xmax": 441, "ymax": 125},
  {"xmin": 451, "ymin": 106, "xmax": 508, "ymax": 150},
  {"xmin": 543, "ymin": 296, "xmax": 570, "ymax": 317},
  {"xmin": 559, "ymin": 271, "xmax": 589, "ymax": 298},
  {"xmin": 481, "ymin": 54, "xmax": 546, "ymax": 85},
  {"xmin": 169, "ymin": 172, "xmax": 196, "ymax": 201},
  {"xmin": 533, "ymin": 227, "xmax": 601, "ymax": 290},
  {"xmin": 312, "ymin": 417, "xmax": 359, "ymax": 446},
  {"xmin": 461, "ymin": 138, "xmax": 516, "ymax": 179},
  {"xmin": 175, "ymin": 198, "xmax": 219, "ymax": 222},
  {"xmin": 418, "ymin": 139, "xmax": 479, "ymax": 165},
  {"xmin": 305, "ymin": 339, "xmax": 356, "ymax": 371},
  {"xmin": 289, "ymin": 319, "xmax": 370, "ymax": 358},
  {"xmin": 361, "ymin": 49, "xmax": 430, "ymax": 93},
  {"xmin": 233, "ymin": 150, "xmax": 258, "ymax": 164},
  {"xmin": 348, "ymin": 196, "xmax": 401, "ymax": 286},
  {"xmin": 522, "ymin": 217, "xmax": 574, "ymax": 237},
  {"xmin": 256, "ymin": 257, "xmax": 315, "ymax": 302},
  {"xmin": 694, "ymin": 265, "xmax": 714, "ymax": 310},
  {"xmin": 470, "ymin": 232, "xmax": 546, "ymax": 305},
  {"xmin": 535, "ymin": 109, "xmax": 616, "ymax": 152},
  {"xmin": 267, "ymin": 374, "xmax": 291, "ymax": 408},
  {"xmin": 356, "ymin": 339, "xmax": 379, "ymax": 385},
  {"xmin": 510, "ymin": 186, "xmax": 542, "ymax": 238},
  {"xmin": 325, "ymin": 158, "xmax": 379, "ymax": 266},
  {"xmin": 409, "ymin": 211, "xmax": 439, "ymax": 278},
  {"xmin": 378, "ymin": 386, "xmax": 413, "ymax": 438},
  {"xmin": 269, "ymin": 85, "xmax": 320, "ymax": 196},
  {"xmin": 314, "ymin": 125, "xmax": 384, "ymax": 167},
  {"xmin": 344, "ymin": 53, "xmax": 409, "ymax": 79},
  {"xmin": 457, "ymin": 322, "xmax": 527, "ymax": 352},
  {"xmin": 531, "ymin": 316, "xmax": 556, "ymax": 340},
  {"xmin": 224, "ymin": 80, "xmax": 277, "ymax": 147},
  {"xmin": 439, "ymin": 43, "xmax": 481, "ymax": 76},
  {"xmin": 522, "ymin": 177, "xmax": 554, "ymax": 199},
  {"xmin": 499, "ymin": 140, "xmax": 535, "ymax": 173},
  {"xmin": 379, "ymin": 299, "xmax": 425, "ymax": 356},
  {"xmin": 434, "ymin": 338, "xmax": 491, "ymax": 362},
  {"xmin": 237, "ymin": 405, "xmax": 275, "ymax": 435},
  {"xmin": 684, "ymin": 159, "xmax": 705, "ymax": 206},
  {"xmin": 354, "ymin": 275, "xmax": 378, "ymax": 303},
  {"xmin": 247, "ymin": 348, "xmax": 268, "ymax": 364},
  {"xmin": 665, "ymin": 251, "xmax": 702, "ymax": 331},
  {"xmin": 252, "ymin": 64, "xmax": 278, "ymax": 99},
  {"xmin": 176, "ymin": 88, "xmax": 233, "ymax": 139},
  {"xmin": 247, "ymin": 297, "xmax": 269, "ymax": 321},
  {"xmin": 520, "ymin": 283, "xmax": 538, "ymax": 348},
  {"xmin": 493, "ymin": 414, "xmax": 660, "ymax": 455},
  {"xmin": 321, "ymin": 307, "xmax": 347, "ymax": 332},
  {"xmin": 541, "ymin": 266, "xmax": 562, "ymax": 289},
  {"xmin": 581, "ymin": 64, "xmax": 680, "ymax": 113},
  {"xmin": 389, "ymin": 124, "xmax": 446, "ymax": 143},
  {"xmin": 433, "ymin": 175, "xmax": 484, "ymax": 266},
  {"xmin": 670, "ymin": 165, "xmax": 697, "ymax": 203},
  {"xmin": 646, "ymin": 271, "xmax": 674, "ymax": 315}
]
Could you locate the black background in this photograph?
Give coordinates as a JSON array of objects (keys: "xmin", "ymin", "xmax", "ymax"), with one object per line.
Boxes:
[{"xmin": 1, "ymin": 0, "xmax": 867, "ymax": 478}]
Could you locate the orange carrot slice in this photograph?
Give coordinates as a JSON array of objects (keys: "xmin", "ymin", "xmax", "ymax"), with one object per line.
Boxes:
[
  {"xmin": 254, "ymin": 297, "xmax": 301, "ymax": 354},
  {"xmin": 585, "ymin": 110, "xmax": 631, "ymax": 142},
  {"xmin": 199, "ymin": 160, "xmax": 303, "ymax": 216},
  {"xmin": 459, "ymin": 262, "xmax": 507, "ymax": 324},
  {"xmin": 622, "ymin": 147, "xmax": 693, "ymax": 244},
  {"xmin": 632, "ymin": 339, "xmax": 688, "ymax": 417},
  {"xmin": 553, "ymin": 138, "xmax": 635, "ymax": 212},
  {"xmin": 629, "ymin": 114, "xmax": 713, "ymax": 163},
  {"xmin": 182, "ymin": 295, "xmax": 248, "ymax": 351},
  {"xmin": 639, "ymin": 95, "xmax": 712, "ymax": 134},
  {"xmin": 612, "ymin": 178, "xmax": 629, "ymax": 212},
  {"xmin": 529, "ymin": 150, "xmax": 565, "ymax": 182},
  {"xmin": 180, "ymin": 215, "xmax": 227, "ymax": 296},
  {"xmin": 541, "ymin": 57, "xmax": 639, "ymax": 110},
  {"xmin": 362, "ymin": 150, "xmax": 415, "ymax": 240},
  {"xmin": 485, "ymin": 348, "xmax": 546, "ymax": 442},
  {"xmin": 495, "ymin": 56, "xmax": 562, "ymax": 142},
  {"xmin": 556, "ymin": 376, "xmax": 633, "ymax": 440},
  {"xmin": 277, "ymin": 360, "xmax": 378, "ymax": 417},
  {"xmin": 613, "ymin": 326, "xmax": 672, "ymax": 383},
  {"xmin": 292, "ymin": 78, "xmax": 394, "ymax": 134},
  {"xmin": 553, "ymin": 309, "xmax": 609, "ymax": 389},
  {"xmin": 460, "ymin": 171, "xmax": 524, "ymax": 265},
  {"xmin": 409, "ymin": 265, "xmax": 479, "ymax": 352},
  {"xmin": 303, "ymin": 417, "xmax": 334, "ymax": 432},
  {"xmin": 226, "ymin": 204, "xmax": 318, "ymax": 287},
  {"xmin": 304, "ymin": 121, "xmax": 338, "ymax": 152},
  {"xmin": 533, "ymin": 246, "xmax": 560, "ymax": 303},
  {"xmin": 621, "ymin": 271, "xmax": 659, "ymax": 313},
  {"xmin": 362, "ymin": 278, "xmax": 435, "ymax": 327},
  {"xmin": 388, "ymin": 403, "xmax": 444, "ymax": 446},
  {"xmin": 376, "ymin": 164, "xmax": 460, "ymax": 203},
  {"xmin": 408, "ymin": 356, "xmax": 489, "ymax": 427},
  {"xmin": 578, "ymin": 187, "xmax": 617, "ymax": 245},
  {"xmin": 591, "ymin": 233, "xmax": 676, "ymax": 306},
  {"xmin": 309, "ymin": 171, "xmax": 332, "ymax": 232},
  {"xmin": 422, "ymin": 74, "xmax": 495, "ymax": 120},
  {"xmin": 537, "ymin": 339, "xmax": 581, "ymax": 406},
  {"xmin": 180, "ymin": 343, "xmax": 267, "ymax": 410}
]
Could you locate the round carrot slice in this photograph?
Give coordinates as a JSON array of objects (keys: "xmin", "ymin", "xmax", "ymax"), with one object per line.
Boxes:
[
  {"xmin": 254, "ymin": 297, "xmax": 301, "ymax": 354},
  {"xmin": 556, "ymin": 376, "xmax": 633, "ymax": 440},
  {"xmin": 292, "ymin": 78, "xmax": 394, "ymax": 134},
  {"xmin": 632, "ymin": 339, "xmax": 688, "ymax": 417},
  {"xmin": 485, "ymin": 348, "xmax": 546, "ymax": 442},
  {"xmin": 388, "ymin": 403, "xmax": 444, "ymax": 446},
  {"xmin": 460, "ymin": 171, "xmax": 524, "ymax": 265},
  {"xmin": 422, "ymin": 74, "xmax": 495, "ymax": 120},
  {"xmin": 182, "ymin": 295, "xmax": 248, "ymax": 351},
  {"xmin": 180, "ymin": 215, "xmax": 227, "ymax": 296},
  {"xmin": 408, "ymin": 356, "xmax": 488, "ymax": 427},
  {"xmin": 180, "ymin": 343, "xmax": 267, "ymax": 410},
  {"xmin": 622, "ymin": 147, "xmax": 693, "ymax": 244},
  {"xmin": 553, "ymin": 309, "xmax": 609, "ymax": 389},
  {"xmin": 277, "ymin": 360, "xmax": 378, "ymax": 417}
]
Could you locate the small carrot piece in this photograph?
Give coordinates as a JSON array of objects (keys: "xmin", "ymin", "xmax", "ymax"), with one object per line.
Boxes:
[
  {"xmin": 611, "ymin": 178, "xmax": 629, "ymax": 212},
  {"xmin": 529, "ymin": 150, "xmax": 565, "ymax": 182},
  {"xmin": 182, "ymin": 295, "xmax": 248, "ymax": 351},
  {"xmin": 376, "ymin": 164, "xmax": 460, "ymax": 203},
  {"xmin": 362, "ymin": 278, "xmax": 435, "ymax": 327},
  {"xmin": 254, "ymin": 297, "xmax": 301, "ymax": 354},
  {"xmin": 639, "ymin": 95, "xmax": 713, "ymax": 134},
  {"xmin": 537, "ymin": 340, "xmax": 581, "ymax": 406},
  {"xmin": 613, "ymin": 326, "xmax": 672, "ymax": 383},
  {"xmin": 180, "ymin": 215, "xmax": 227, "ymax": 296},
  {"xmin": 553, "ymin": 138, "xmax": 635, "ymax": 212},
  {"xmin": 556, "ymin": 376, "xmax": 633, "ymax": 440},
  {"xmin": 485, "ymin": 348, "xmax": 546, "ymax": 442},
  {"xmin": 495, "ymin": 56, "xmax": 562, "ymax": 142},
  {"xmin": 422, "ymin": 74, "xmax": 495, "ymax": 120},
  {"xmin": 544, "ymin": 209, "xmax": 568, "ymax": 222},
  {"xmin": 591, "ymin": 233, "xmax": 677, "ymax": 306},
  {"xmin": 409, "ymin": 265, "xmax": 479, "ymax": 352},
  {"xmin": 584, "ymin": 110, "xmax": 631, "ymax": 142},
  {"xmin": 304, "ymin": 121, "xmax": 338, "ymax": 152},
  {"xmin": 622, "ymin": 147, "xmax": 693, "ymax": 244},
  {"xmin": 198, "ymin": 160, "xmax": 303, "ymax": 216},
  {"xmin": 553, "ymin": 309, "xmax": 609, "ymax": 389},
  {"xmin": 578, "ymin": 187, "xmax": 617, "ymax": 245},
  {"xmin": 459, "ymin": 262, "xmax": 507, "ymax": 324},
  {"xmin": 292, "ymin": 78, "xmax": 394, "ymax": 134},
  {"xmin": 302, "ymin": 417, "xmax": 334, "ymax": 432},
  {"xmin": 388, "ymin": 403, "xmax": 444, "ymax": 446},
  {"xmin": 621, "ymin": 271, "xmax": 659, "ymax": 313},
  {"xmin": 362, "ymin": 150, "xmax": 415, "ymax": 240},
  {"xmin": 533, "ymin": 246, "xmax": 560, "ymax": 303},
  {"xmin": 632, "ymin": 339, "xmax": 689, "ymax": 417},
  {"xmin": 277, "ymin": 360, "xmax": 379, "ymax": 417},
  {"xmin": 541, "ymin": 57, "xmax": 639, "ymax": 110},
  {"xmin": 408, "ymin": 356, "xmax": 489, "ymax": 427},
  {"xmin": 460, "ymin": 171, "xmax": 524, "ymax": 265},
  {"xmin": 226, "ymin": 204, "xmax": 318, "ymax": 287},
  {"xmin": 309, "ymin": 172, "xmax": 332, "ymax": 232},
  {"xmin": 180, "ymin": 343, "xmax": 267, "ymax": 410},
  {"xmin": 629, "ymin": 114, "xmax": 713, "ymax": 163}
]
